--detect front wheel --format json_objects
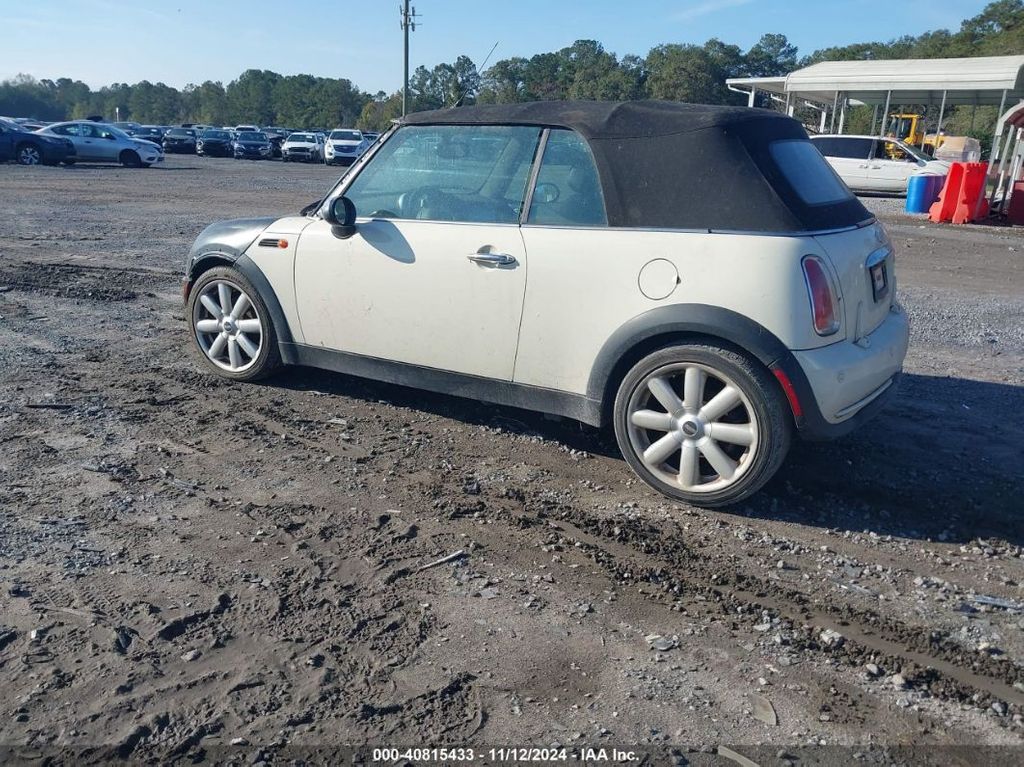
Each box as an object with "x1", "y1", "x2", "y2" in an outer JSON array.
[
  {"x1": 187, "y1": 266, "x2": 281, "y2": 381},
  {"x1": 119, "y1": 149, "x2": 142, "y2": 168},
  {"x1": 613, "y1": 343, "x2": 791, "y2": 508}
]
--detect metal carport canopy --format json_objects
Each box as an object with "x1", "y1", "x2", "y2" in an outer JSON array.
[{"x1": 727, "y1": 55, "x2": 1024, "y2": 107}]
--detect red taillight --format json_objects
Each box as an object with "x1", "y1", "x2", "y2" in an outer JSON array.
[{"x1": 802, "y1": 256, "x2": 839, "y2": 336}]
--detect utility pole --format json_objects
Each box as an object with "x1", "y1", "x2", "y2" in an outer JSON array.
[{"x1": 400, "y1": 1, "x2": 420, "y2": 117}]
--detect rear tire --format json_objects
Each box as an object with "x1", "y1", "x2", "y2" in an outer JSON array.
[
  {"x1": 16, "y1": 143, "x2": 42, "y2": 165},
  {"x1": 187, "y1": 266, "x2": 281, "y2": 382},
  {"x1": 613, "y1": 343, "x2": 791, "y2": 508}
]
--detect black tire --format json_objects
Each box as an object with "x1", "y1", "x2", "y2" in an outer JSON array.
[
  {"x1": 612, "y1": 343, "x2": 791, "y2": 508},
  {"x1": 186, "y1": 266, "x2": 281, "y2": 382},
  {"x1": 16, "y1": 143, "x2": 43, "y2": 166},
  {"x1": 119, "y1": 149, "x2": 142, "y2": 168}
]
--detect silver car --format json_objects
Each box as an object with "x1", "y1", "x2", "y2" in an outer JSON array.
[{"x1": 36, "y1": 121, "x2": 165, "y2": 168}]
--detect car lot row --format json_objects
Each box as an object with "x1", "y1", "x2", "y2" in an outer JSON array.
[{"x1": 0, "y1": 116, "x2": 380, "y2": 168}]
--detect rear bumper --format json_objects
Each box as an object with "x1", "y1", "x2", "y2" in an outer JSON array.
[{"x1": 787, "y1": 305, "x2": 909, "y2": 439}]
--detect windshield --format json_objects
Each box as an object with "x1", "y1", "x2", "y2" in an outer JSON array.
[
  {"x1": 203, "y1": 130, "x2": 230, "y2": 139},
  {"x1": 288, "y1": 133, "x2": 315, "y2": 142},
  {"x1": 167, "y1": 129, "x2": 193, "y2": 137},
  {"x1": 105, "y1": 125, "x2": 132, "y2": 139},
  {"x1": 330, "y1": 130, "x2": 362, "y2": 141},
  {"x1": 900, "y1": 142, "x2": 932, "y2": 163},
  {"x1": 237, "y1": 132, "x2": 266, "y2": 141}
]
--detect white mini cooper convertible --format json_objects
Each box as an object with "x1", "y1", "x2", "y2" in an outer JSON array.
[{"x1": 183, "y1": 101, "x2": 909, "y2": 507}]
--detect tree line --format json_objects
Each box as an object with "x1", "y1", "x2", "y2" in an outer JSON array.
[{"x1": 1, "y1": 0, "x2": 1020, "y2": 136}]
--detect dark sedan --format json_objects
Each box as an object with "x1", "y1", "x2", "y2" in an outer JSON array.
[
  {"x1": 197, "y1": 129, "x2": 234, "y2": 157},
  {"x1": 232, "y1": 131, "x2": 273, "y2": 160},
  {"x1": 0, "y1": 116, "x2": 75, "y2": 165},
  {"x1": 162, "y1": 128, "x2": 197, "y2": 154},
  {"x1": 132, "y1": 125, "x2": 167, "y2": 145}
]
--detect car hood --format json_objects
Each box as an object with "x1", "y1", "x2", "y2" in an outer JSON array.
[
  {"x1": 332, "y1": 141, "x2": 362, "y2": 147},
  {"x1": 188, "y1": 217, "x2": 276, "y2": 262},
  {"x1": 235, "y1": 141, "x2": 269, "y2": 147},
  {"x1": 284, "y1": 142, "x2": 318, "y2": 148}
]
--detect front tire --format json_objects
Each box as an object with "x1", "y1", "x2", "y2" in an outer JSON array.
[
  {"x1": 187, "y1": 266, "x2": 281, "y2": 382},
  {"x1": 613, "y1": 343, "x2": 791, "y2": 508},
  {"x1": 119, "y1": 149, "x2": 142, "y2": 168}
]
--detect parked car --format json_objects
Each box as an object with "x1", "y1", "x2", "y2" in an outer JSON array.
[
  {"x1": 197, "y1": 129, "x2": 234, "y2": 157},
  {"x1": 113, "y1": 121, "x2": 142, "y2": 134},
  {"x1": 231, "y1": 130, "x2": 273, "y2": 160},
  {"x1": 182, "y1": 101, "x2": 909, "y2": 507},
  {"x1": 37, "y1": 121, "x2": 164, "y2": 167},
  {"x1": 0, "y1": 116, "x2": 76, "y2": 165},
  {"x1": 362, "y1": 131, "x2": 381, "y2": 144},
  {"x1": 810, "y1": 135, "x2": 948, "y2": 194},
  {"x1": 234, "y1": 124, "x2": 259, "y2": 133},
  {"x1": 163, "y1": 127, "x2": 198, "y2": 154},
  {"x1": 281, "y1": 132, "x2": 324, "y2": 163},
  {"x1": 324, "y1": 129, "x2": 367, "y2": 165},
  {"x1": 132, "y1": 125, "x2": 166, "y2": 145}
]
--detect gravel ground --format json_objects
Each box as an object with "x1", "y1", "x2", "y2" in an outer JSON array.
[{"x1": 1, "y1": 157, "x2": 1023, "y2": 764}]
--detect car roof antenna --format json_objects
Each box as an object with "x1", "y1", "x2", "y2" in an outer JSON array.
[{"x1": 450, "y1": 41, "x2": 498, "y2": 109}]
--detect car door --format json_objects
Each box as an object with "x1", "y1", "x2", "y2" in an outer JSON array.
[
  {"x1": 866, "y1": 140, "x2": 919, "y2": 192},
  {"x1": 50, "y1": 123, "x2": 91, "y2": 160},
  {"x1": 292, "y1": 123, "x2": 541, "y2": 381},
  {"x1": 816, "y1": 137, "x2": 872, "y2": 191}
]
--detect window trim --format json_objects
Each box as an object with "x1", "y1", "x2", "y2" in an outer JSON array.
[{"x1": 518, "y1": 128, "x2": 550, "y2": 225}]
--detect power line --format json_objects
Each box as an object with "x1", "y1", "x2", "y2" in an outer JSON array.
[{"x1": 400, "y1": 1, "x2": 421, "y2": 117}]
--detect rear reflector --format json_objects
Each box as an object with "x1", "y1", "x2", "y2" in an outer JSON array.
[
  {"x1": 802, "y1": 255, "x2": 840, "y2": 336},
  {"x1": 772, "y1": 368, "x2": 803, "y2": 419}
]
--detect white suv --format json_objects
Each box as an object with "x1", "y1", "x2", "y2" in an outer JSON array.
[
  {"x1": 811, "y1": 135, "x2": 948, "y2": 194},
  {"x1": 182, "y1": 101, "x2": 909, "y2": 507},
  {"x1": 281, "y1": 132, "x2": 324, "y2": 163},
  {"x1": 324, "y1": 129, "x2": 368, "y2": 165}
]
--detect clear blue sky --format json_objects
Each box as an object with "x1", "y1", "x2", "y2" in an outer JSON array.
[{"x1": 3, "y1": 0, "x2": 992, "y2": 93}]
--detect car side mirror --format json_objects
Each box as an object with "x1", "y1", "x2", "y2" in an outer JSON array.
[{"x1": 324, "y1": 196, "x2": 357, "y2": 239}]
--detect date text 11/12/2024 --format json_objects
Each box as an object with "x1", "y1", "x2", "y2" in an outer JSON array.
[{"x1": 371, "y1": 747, "x2": 641, "y2": 763}]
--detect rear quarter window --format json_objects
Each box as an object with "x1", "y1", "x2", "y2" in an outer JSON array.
[{"x1": 769, "y1": 140, "x2": 854, "y2": 206}]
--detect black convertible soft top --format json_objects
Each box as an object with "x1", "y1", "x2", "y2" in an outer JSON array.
[{"x1": 402, "y1": 100, "x2": 872, "y2": 233}]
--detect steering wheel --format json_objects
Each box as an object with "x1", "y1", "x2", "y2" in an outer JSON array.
[{"x1": 399, "y1": 186, "x2": 440, "y2": 219}]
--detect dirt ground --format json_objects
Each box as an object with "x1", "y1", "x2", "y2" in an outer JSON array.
[{"x1": 1, "y1": 156, "x2": 1023, "y2": 764}]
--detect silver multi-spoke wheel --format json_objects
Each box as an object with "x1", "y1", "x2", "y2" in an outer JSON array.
[
  {"x1": 192, "y1": 279, "x2": 264, "y2": 373},
  {"x1": 625, "y1": 362, "x2": 759, "y2": 494},
  {"x1": 17, "y1": 145, "x2": 41, "y2": 165}
]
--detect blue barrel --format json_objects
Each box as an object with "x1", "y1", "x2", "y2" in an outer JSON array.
[{"x1": 906, "y1": 174, "x2": 933, "y2": 213}]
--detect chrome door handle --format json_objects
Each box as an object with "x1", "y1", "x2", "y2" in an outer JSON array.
[{"x1": 467, "y1": 253, "x2": 517, "y2": 267}]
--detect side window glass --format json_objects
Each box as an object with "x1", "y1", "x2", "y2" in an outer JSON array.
[
  {"x1": 78, "y1": 124, "x2": 97, "y2": 138},
  {"x1": 343, "y1": 124, "x2": 542, "y2": 225},
  {"x1": 527, "y1": 130, "x2": 607, "y2": 227}
]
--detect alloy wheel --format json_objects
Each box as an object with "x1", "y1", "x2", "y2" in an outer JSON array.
[
  {"x1": 192, "y1": 279, "x2": 264, "y2": 373},
  {"x1": 625, "y1": 362, "x2": 759, "y2": 494},
  {"x1": 18, "y1": 146, "x2": 41, "y2": 165}
]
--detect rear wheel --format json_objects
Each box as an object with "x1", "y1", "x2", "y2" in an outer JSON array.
[
  {"x1": 16, "y1": 143, "x2": 42, "y2": 165},
  {"x1": 119, "y1": 149, "x2": 142, "y2": 168},
  {"x1": 187, "y1": 266, "x2": 281, "y2": 381},
  {"x1": 613, "y1": 343, "x2": 791, "y2": 508}
]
